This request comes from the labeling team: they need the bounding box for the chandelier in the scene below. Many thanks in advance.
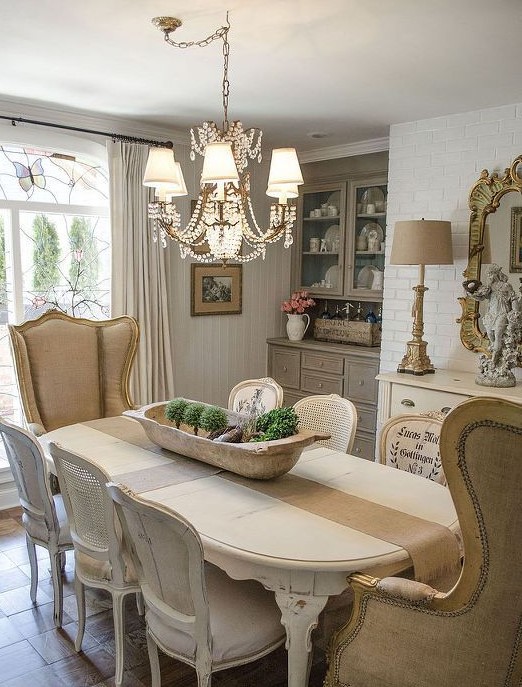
[143,14,304,264]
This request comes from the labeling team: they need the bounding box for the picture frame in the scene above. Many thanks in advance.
[191,263,242,316]
[510,207,522,272]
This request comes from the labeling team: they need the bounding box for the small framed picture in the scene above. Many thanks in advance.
[510,207,522,272]
[191,263,242,316]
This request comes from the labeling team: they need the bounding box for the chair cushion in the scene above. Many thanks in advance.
[75,547,138,584]
[23,493,72,547]
[146,563,284,665]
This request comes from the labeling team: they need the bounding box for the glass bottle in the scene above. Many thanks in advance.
[365,309,377,323]
[352,302,365,321]
[331,303,343,320]
[320,300,330,319]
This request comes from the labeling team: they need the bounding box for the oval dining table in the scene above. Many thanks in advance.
[40,416,460,687]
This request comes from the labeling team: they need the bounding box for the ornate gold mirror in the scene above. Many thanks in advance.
[459,154,522,361]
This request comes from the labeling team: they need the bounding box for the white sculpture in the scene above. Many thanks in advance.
[463,264,522,387]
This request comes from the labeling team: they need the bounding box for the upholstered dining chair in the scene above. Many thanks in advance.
[293,394,357,453]
[107,482,286,687]
[50,442,142,687]
[379,411,447,484]
[227,376,284,416]
[8,309,139,436]
[0,418,73,627]
[324,396,522,687]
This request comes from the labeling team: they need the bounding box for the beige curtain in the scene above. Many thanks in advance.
[107,141,175,405]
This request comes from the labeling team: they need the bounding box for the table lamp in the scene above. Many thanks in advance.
[390,219,453,375]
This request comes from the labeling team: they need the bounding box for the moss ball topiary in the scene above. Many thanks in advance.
[164,398,188,428]
[200,405,228,435]
[182,402,206,435]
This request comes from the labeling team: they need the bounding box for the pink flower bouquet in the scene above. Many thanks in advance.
[281,291,316,314]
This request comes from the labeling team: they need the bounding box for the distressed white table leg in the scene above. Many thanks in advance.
[275,590,328,687]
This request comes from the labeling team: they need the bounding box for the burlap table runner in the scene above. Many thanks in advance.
[83,417,219,490]
[221,472,460,584]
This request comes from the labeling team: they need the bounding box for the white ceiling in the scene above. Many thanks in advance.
[1,0,521,154]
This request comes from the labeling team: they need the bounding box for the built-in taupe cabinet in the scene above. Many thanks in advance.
[267,337,380,461]
[293,174,387,302]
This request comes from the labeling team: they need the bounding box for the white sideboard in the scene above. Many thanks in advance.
[377,370,522,427]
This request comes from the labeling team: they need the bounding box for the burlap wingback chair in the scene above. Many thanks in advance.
[324,396,522,687]
[9,310,139,435]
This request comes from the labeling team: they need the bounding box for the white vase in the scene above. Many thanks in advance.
[286,313,310,341]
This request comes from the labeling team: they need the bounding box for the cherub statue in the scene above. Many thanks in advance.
[463,264,522,387]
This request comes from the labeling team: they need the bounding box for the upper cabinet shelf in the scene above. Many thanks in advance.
[292,175,388,300]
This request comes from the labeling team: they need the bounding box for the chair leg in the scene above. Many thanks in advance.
[112,591,127,687]
[74,574,86,652]
[26,534,38,604]
[146,630,162,687]
[49,550,64,628]
[136,591,145,616]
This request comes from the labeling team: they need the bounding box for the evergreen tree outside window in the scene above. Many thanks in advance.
[32,213,60,292]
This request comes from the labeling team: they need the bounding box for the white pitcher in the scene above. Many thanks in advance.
[286,313,310,341]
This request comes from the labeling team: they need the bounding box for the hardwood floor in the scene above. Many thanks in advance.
[0,507,328,686]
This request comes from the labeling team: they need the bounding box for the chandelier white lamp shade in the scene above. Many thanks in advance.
[144,14,304,264]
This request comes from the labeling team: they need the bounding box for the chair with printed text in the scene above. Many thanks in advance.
[227,376,283,416]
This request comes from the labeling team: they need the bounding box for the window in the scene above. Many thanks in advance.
[0,141,110,454]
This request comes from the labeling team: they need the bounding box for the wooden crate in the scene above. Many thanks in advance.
[313,319,381,347]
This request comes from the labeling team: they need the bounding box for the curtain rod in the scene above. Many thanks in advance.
[0,114,173,148]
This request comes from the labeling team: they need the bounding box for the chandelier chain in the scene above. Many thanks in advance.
[162,14,231,132]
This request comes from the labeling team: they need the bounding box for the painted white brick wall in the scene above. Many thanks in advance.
[381,102,522,382]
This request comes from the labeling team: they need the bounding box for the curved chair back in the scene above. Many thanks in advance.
[107,483,285,686]
[50,442,140,686]
[107,483,211,654]
[293,394,357,453]
[1,418,59,535]
[0,417,73,627]
[8,310,139,434]
[50,443,126,584]
[325,396,522,687]
[379,411,446,484]
[228,376,283,416]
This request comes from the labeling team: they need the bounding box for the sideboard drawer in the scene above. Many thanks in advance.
[351,434,375,461]
[390,385,469,416]
[354,403,377,433]
[345,362,378,403]
[271,348,300,389]
[302,352,344,375]
[301,372,343,396]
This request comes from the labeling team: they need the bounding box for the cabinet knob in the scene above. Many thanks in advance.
[319,361,324,367]
[283,366,287,372]
[401,398,415,407]
[358,380,364,386]
[354,446,361,454]
[318,382,323,389]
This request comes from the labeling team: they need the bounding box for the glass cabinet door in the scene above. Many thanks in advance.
[295,183,346,296]
[347,179,387,298]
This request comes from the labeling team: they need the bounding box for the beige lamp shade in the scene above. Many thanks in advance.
[201,142,239,184]
[154,162,188,201]
[266,182,299,203]
[390,220,453,265]
[267,148,304,186]
[143,147,180,187]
